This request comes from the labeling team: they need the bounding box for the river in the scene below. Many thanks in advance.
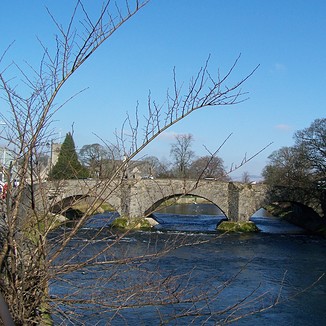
[49,205,326,325]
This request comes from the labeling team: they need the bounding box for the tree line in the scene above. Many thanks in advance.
[263,118,325,190]
[49,133,231,181]
[49,118,325,186]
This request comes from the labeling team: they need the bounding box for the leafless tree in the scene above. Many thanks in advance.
[139,155,161,177]
[0,1,295,325]
[241,171,251,184]
[188,155,230,181]
[79,143,116,179]
[170,134,195,178]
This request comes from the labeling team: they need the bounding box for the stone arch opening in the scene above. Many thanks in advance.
[50,195,119,220]
[145,194,227,218]
[251,200,326,234]
[147,194,227,232]
[263,200,319,219]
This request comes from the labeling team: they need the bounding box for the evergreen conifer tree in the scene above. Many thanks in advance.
[49,132,89,179]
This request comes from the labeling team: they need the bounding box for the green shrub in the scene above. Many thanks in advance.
[217,221,259,233]
[111,217,152,230]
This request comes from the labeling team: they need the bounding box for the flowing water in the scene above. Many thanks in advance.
[49,205,326,325]
[152,203,227,232]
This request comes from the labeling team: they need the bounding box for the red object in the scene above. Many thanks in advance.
[2,183,7,199]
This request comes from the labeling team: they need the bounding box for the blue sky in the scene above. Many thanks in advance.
[1,0,325,180]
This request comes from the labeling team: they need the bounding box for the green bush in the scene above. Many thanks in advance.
[217,221,259,233]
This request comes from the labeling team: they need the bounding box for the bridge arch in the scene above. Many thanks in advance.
[40,179,123,217]
[50,195,85,215]
[239,197,323,222]
[264,186,324,218]
[259,199,321,222]
[144,194,227,218]
[49,194,121,218]
[130,180,230,219]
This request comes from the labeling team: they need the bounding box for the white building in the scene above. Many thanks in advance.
[0,146,14,182]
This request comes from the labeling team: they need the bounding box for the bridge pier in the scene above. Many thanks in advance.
[227,183,266,222]
[120,181,132,217]
[227,183,240,222]
[228,183,254,222]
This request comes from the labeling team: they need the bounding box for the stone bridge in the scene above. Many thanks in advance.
[34,179,324,222]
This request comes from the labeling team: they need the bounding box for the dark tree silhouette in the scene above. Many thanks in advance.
[49,133,89,180]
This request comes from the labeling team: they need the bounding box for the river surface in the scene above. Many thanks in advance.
[49,205,326,325]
